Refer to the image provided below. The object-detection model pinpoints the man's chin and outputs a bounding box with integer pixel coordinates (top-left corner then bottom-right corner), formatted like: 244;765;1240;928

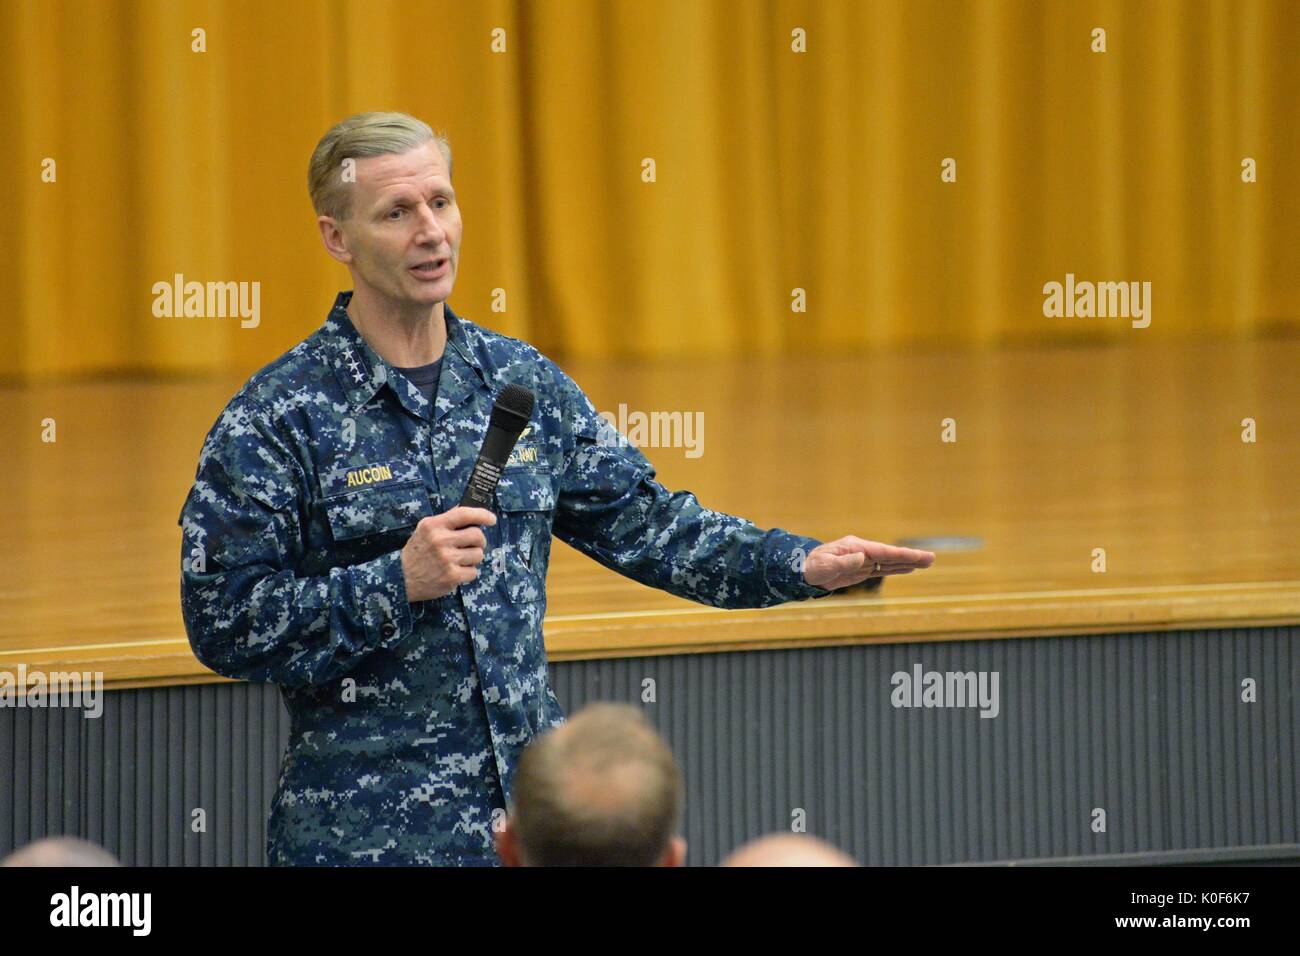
403;276;454;306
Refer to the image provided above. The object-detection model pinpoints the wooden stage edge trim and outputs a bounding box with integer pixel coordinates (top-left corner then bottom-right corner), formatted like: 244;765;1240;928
3;581;1298;693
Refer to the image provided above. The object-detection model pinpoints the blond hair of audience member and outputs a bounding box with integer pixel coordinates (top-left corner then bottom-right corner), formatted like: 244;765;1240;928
721;833;859;867
496;702;686;867
2;836;121;867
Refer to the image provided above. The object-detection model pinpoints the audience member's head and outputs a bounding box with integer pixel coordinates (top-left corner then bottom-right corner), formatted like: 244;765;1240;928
496;702;686;867
2;836;121;867
721;833;858;867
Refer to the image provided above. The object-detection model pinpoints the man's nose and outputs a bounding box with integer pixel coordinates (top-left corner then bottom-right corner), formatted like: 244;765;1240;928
413;203;447;245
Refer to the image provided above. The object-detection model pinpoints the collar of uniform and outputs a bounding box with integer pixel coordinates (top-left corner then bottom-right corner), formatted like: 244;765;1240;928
322;290;489;420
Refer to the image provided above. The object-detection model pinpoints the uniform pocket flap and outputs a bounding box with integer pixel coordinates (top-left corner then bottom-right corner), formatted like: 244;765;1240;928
495;470;555;512
324;482;431;541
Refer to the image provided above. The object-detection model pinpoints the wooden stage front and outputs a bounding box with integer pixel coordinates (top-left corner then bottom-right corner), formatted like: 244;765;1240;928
3;336;1299;690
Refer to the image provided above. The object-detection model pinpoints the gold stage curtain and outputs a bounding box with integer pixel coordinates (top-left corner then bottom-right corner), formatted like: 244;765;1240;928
4;0;1297;381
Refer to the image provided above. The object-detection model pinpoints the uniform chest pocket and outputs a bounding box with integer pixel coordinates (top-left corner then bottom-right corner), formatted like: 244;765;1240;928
323;481;432;543
494;469;556;604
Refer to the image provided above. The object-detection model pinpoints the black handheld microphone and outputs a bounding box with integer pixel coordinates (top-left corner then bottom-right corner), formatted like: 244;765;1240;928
459;384;536;508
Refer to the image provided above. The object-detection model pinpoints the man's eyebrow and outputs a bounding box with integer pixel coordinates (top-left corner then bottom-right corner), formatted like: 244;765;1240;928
377;183;453;208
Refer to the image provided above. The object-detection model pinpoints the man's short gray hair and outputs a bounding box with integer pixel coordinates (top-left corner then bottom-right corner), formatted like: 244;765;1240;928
308;111;452;221
510;702;683;866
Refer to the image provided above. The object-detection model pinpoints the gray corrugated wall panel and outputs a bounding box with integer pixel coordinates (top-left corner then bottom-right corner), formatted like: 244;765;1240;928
549;629;1296;865
16;683;296;867
3;627;1297;866
1164;627;1298;849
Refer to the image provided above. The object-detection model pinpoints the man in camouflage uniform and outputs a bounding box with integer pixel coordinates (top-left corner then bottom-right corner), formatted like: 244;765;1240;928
178;112;935;866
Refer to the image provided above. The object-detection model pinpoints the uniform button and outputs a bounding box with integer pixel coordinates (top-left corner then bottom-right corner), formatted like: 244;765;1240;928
381;621;396;638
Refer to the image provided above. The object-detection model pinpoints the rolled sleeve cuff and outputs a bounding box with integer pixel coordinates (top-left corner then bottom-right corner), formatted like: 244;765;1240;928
762;530;835;601
349;549;421;651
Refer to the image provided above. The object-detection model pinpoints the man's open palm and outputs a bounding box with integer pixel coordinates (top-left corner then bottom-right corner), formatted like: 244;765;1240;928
803;536;936;591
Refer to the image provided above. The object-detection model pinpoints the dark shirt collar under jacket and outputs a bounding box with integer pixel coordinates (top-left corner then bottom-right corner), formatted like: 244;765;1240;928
320;290;489;422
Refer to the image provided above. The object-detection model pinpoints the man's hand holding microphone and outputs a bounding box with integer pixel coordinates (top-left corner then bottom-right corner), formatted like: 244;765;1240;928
402;384;534;603
400;506;496;601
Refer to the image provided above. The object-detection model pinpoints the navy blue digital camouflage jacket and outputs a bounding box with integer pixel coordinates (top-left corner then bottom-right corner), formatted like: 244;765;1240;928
179;290;831;865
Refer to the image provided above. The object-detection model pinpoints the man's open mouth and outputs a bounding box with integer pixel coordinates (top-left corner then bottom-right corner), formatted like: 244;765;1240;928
410;259;449;279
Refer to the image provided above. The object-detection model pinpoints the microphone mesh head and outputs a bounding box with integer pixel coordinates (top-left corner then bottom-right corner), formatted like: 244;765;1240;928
490;384;535;434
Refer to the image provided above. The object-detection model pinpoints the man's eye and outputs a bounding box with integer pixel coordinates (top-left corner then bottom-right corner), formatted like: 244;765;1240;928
387;208;404;219
434;198;449;209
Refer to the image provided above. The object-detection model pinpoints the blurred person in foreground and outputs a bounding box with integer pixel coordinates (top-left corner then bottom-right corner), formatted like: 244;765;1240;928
721;833;858;867
2;836;121;867
495;702;686;867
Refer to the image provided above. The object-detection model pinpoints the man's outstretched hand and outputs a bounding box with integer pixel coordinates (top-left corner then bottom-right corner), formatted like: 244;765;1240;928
802;537;936;591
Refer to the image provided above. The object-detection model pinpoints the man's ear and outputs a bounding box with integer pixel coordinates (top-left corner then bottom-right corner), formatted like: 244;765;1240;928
495;818;523;867
317;216;353;265
660;836;687;868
